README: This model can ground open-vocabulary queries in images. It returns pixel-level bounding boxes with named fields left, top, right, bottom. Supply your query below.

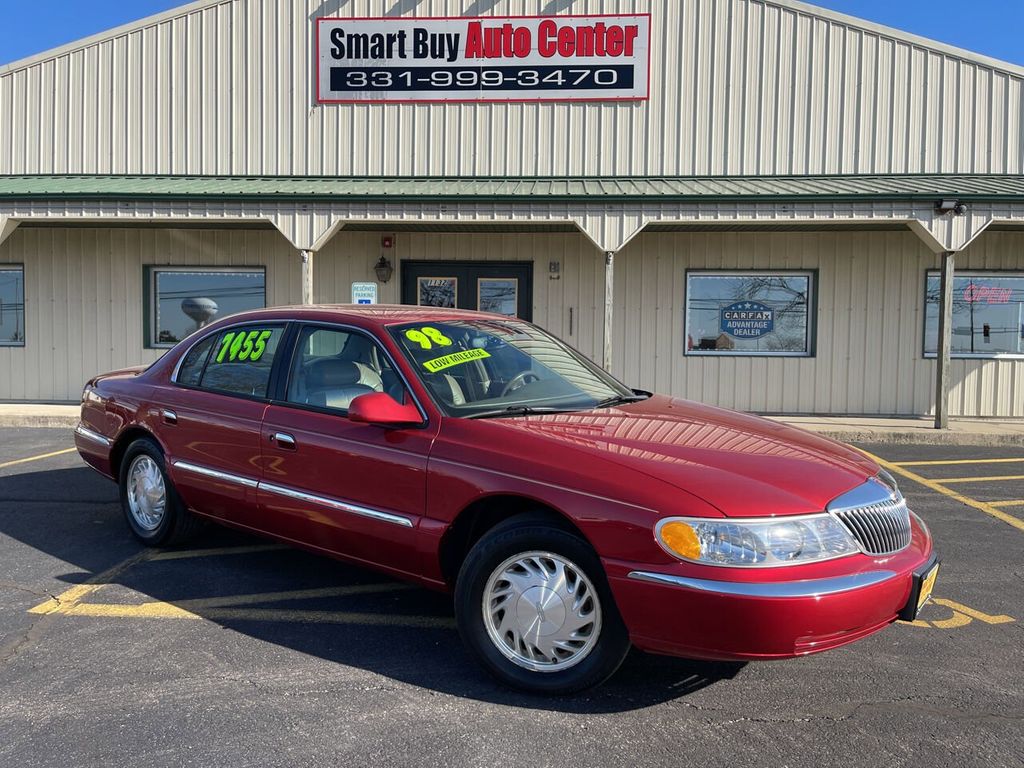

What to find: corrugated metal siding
left=1, top=224, right=1020, bottom=414
left=611, top=230, right=1024, bottom=417
left=0, top=227, right=301, bottom=401
left=2, top=0, right=1022, bottom=177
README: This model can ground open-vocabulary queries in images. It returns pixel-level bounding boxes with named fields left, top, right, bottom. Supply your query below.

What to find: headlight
left=656, top=514, right=861, bottom=567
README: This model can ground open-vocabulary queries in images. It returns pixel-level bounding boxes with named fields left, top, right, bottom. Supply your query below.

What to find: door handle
left=161, top=409, right=178, bottom=425
left=270, top=432, right=296, bottom=450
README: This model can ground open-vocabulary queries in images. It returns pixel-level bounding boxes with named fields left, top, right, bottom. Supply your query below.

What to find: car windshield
left=387, top=319, right=638, bottom=418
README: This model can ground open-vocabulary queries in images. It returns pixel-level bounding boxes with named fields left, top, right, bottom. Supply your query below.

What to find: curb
left=804, top=429, right=1024, bottom=448
left=0, top=416, right=79, bottom=429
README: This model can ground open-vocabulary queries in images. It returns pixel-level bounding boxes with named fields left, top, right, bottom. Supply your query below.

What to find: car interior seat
left=303, top=359, right=380, bottom=410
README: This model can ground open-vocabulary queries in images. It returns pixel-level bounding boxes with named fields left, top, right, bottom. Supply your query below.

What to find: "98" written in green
left=216, top=329, right=273, bottom=363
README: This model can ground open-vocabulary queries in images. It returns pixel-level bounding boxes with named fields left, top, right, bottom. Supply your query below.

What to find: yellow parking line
left=990, top=500, right=1024, bottom=508
left=859, top=449, right=1024, bottom=534
left=149, top=544, right=286, bottom=561
left=0, top=447, right=76, bottom=470
left=164, top=583, right=409, bottom=610
left=28, top=549, right=154, bottom=615
left=59, top=602, right=454, bottom=628
left=938, top=474, right=1024, bottom=484
left=893, top=458, right=1024, bottom=467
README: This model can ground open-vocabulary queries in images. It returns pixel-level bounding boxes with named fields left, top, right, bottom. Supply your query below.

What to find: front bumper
left=606, top=514, right=935, bottom=661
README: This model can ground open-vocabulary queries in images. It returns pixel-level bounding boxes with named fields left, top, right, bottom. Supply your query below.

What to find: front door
left=255, top=323, right=438, bottom=581
left=401, top=261, right=533, bottom=320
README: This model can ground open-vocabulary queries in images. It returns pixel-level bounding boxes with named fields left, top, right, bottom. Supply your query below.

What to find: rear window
left=196, top=325, right=285, bottom=398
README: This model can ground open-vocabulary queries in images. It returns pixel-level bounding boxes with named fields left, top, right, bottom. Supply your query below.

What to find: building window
left=924, top=272, right=1024, bottom=358
left=0, top=265, right=25, bottom=346
left=685, top=271, right=815, bottom=357
left=146, top=267, right=266, bottom=348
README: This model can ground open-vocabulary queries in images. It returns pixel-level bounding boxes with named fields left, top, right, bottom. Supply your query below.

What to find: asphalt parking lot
left=1, top=429, right=1022, bottom=768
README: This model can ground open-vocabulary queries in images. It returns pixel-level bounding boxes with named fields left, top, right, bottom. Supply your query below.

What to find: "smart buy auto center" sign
left=316, top=15, right=650, bottom=103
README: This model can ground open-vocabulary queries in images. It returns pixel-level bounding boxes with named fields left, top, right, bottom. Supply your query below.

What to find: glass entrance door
left=401, top=261, right=533, bottom=320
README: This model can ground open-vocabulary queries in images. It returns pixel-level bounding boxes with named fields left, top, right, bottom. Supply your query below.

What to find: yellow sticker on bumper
left=422, top=348, right=490, bottom=372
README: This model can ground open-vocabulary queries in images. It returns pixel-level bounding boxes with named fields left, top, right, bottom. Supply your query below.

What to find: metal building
left=1, top=0, right=1023, bottom=420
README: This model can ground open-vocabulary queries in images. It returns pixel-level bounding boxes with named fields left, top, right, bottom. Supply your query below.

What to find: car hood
left=488, top=395, right=878, bottom=518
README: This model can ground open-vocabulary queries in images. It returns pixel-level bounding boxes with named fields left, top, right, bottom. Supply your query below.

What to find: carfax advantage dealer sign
left=316, top=15, right=650, bottom=103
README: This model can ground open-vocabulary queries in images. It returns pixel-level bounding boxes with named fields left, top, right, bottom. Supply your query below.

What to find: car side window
left=197, top=325, right=284, bottom=399
left=175, top=335, right=217, bottom=387
left=286, top=326, right=401, bottom=413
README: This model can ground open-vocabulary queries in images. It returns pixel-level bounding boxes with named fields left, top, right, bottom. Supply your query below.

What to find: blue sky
left=0, top=1, right=1022, bottom=68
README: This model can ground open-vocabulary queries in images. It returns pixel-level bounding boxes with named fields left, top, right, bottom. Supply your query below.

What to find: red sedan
left=75, top=306, right=938, bottom=694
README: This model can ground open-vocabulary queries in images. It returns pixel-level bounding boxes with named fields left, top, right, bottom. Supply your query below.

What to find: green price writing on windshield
left=404, top=326, right=453, bottom=350
left=216, top=329, right=273, bottom=363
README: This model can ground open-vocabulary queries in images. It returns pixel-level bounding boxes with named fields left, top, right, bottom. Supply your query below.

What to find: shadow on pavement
left=0, top=465, right=745, bottom=713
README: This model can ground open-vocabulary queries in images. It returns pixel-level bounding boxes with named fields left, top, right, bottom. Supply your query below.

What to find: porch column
left=603, top=251, right=615, bottom=370
left=934, top=250, right=956, bottom=429
left=300, top=249, right=315, bottom=305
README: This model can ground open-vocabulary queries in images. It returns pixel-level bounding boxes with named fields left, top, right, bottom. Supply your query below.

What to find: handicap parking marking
left=900, top=598, right=1016, bottom=630
left=859, top=448, right=1024, bottom=534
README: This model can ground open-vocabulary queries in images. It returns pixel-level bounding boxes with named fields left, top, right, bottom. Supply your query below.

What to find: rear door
left=158, top=322, right=289, bottom=524
left=254, top=323, right=438, bottom=579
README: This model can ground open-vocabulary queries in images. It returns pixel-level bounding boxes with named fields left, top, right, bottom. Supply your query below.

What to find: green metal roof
left=1, top=174, right=1024, bottom=203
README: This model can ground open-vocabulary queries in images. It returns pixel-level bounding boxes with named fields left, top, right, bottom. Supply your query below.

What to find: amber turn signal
left=659, top=520, right=701, bottom=560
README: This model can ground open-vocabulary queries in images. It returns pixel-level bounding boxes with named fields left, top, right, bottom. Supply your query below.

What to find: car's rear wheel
left=455, top=516, right=630, bottom=694
left=119, top=438, right=203, bottom=546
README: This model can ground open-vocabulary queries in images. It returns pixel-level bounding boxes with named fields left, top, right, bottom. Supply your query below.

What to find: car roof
left=213, top=304, right=515, bottom=328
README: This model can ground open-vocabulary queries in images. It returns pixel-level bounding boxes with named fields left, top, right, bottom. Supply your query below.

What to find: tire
left=118, top=437, right=204, bottom=547
left=454, top=515, right=630, bottom=695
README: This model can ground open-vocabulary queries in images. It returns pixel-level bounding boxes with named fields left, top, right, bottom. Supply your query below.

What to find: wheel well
left=438, top=496, right=585, bottom=587
left=109, top=427, right=159, bottom=479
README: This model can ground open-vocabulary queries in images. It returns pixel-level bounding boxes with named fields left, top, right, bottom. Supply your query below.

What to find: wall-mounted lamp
left=374, top=255, right=394, bottom=283
left=936, top=199, right=967, bottom=216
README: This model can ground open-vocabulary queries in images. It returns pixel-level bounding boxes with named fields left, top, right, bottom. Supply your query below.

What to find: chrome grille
left=827, top=479, right=912, bottom=556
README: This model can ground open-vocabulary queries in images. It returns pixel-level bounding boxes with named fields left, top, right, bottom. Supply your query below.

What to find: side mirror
left=348, top=392, right=423, bottom=428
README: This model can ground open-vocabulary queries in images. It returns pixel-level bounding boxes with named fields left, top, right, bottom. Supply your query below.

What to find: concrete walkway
left=1, top=403, right=1022, bottom=446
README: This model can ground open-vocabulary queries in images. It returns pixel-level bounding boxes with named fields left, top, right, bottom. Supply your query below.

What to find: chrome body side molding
left=75, top=424, right=112, bottom=447
left=258, top=481, right=414, bottom=528
left=626, top=569, right=899, bottom=598
left=171, top=460, right=259, bottom=489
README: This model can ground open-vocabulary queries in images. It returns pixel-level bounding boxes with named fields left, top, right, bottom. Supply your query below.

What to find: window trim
left=922, top=269, right=1024, bottom=360
left=276, top=321, right=429, bottom=426
left=683, top=269, right=818, bottom=358
left=171, top=321, right=290, bottom=403
left=144, top=265, right=267, bottom=350
left=0, top=263, right=26, bottom=348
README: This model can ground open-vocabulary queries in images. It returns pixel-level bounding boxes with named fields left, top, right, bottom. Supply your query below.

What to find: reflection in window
left=417, top=277, right=457, bottom=308
left=149, top=268, right=266, bottom=348
left=925, top=272, right=1024, bottom=357
left=685, top=272, right=814, bottom=356
left=0, top=266, right=25, bottom=346
left=478, top=278, right=518, bottom=317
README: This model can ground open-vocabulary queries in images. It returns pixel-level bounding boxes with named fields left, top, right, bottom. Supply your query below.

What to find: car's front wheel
left=118, top=438, right=203, bottom=546
left=455, top=516, right=630, bottom=694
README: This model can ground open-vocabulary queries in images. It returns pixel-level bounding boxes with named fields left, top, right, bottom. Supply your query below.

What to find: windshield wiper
left=466, top=405, right=581, bottom=420
left=592, top=394, right=649, bottom=409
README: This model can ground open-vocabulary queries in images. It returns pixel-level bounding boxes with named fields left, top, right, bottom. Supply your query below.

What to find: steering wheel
left=499, top=371, right=540, bottom=398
